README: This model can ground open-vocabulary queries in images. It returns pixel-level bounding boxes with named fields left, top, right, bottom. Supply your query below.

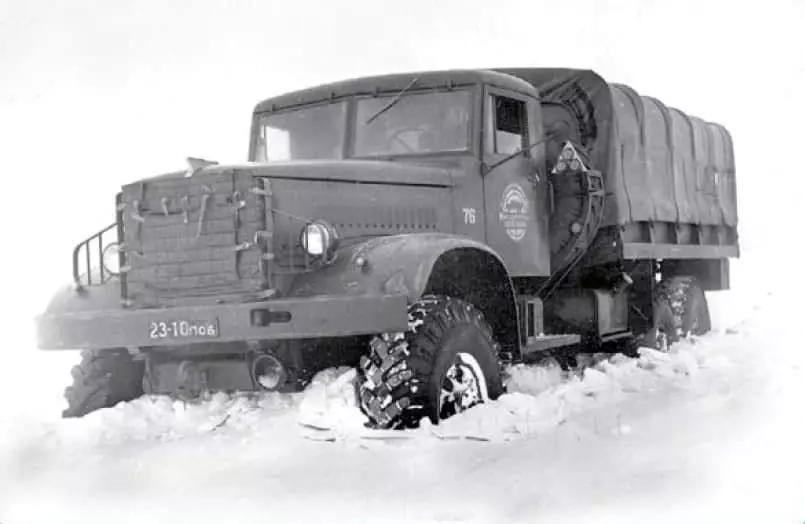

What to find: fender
left=41, top=276, right=124, bottom=316
left=39, top=234, right=521, bottom=355
left=290, top=233, right=520, bottom=355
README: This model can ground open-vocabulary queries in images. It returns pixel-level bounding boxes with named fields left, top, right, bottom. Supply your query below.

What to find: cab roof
left=252, top=69, right=536, bottom=114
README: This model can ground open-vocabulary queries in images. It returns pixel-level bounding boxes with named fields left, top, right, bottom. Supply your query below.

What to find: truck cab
left=248, top=70, right=552, bottom=278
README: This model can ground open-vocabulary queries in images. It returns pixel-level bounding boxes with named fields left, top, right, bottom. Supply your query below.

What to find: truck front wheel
left=62, top=349, right=145, bottom=418
left=358, top=295, right=504, bottom=429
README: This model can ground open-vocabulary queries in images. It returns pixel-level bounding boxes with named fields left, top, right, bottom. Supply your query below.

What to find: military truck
left=35, top=68, right=738, bottom=428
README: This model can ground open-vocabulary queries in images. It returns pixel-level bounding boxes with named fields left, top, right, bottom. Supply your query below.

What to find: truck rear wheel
left=62, top=349, right=145, bottom=418
left=644, top=277, right=711, bottom=350
left=358, top=296, right=503, bottom=429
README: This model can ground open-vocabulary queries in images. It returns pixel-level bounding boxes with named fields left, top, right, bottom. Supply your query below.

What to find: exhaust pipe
left=251, top=353, right=287, bottom=391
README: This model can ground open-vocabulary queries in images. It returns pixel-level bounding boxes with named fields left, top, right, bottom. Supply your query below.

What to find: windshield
left=354, top=90, right=471, bottom=157
left=255, top=102, right=346, bottom=162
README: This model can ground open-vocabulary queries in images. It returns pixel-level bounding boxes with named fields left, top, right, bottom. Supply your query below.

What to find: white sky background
left=1, top=0, right=804, bottom=339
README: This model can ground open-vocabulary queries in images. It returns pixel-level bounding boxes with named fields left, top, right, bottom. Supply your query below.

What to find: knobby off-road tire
left=644, top=276, right=711, bottom=351
left=62, top=349, right=145, bottom=418
left=358, top=295, right=504, bottom=429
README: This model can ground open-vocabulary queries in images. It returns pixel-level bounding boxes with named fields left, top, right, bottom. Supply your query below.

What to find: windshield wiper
left=363, top=77, right=419, bottom=125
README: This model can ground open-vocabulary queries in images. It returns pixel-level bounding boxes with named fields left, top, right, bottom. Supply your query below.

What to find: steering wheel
left=387, top=127, right=435, bottom=153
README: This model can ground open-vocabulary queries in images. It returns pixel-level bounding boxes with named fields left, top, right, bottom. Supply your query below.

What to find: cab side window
left=487, top=95, right=527, bottom=155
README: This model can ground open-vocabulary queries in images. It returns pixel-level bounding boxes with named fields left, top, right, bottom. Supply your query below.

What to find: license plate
left=148, top=319, right=219, bottom=340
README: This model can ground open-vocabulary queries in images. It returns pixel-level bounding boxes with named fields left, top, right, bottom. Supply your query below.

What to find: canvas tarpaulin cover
left=498, top=68, right=737, bottom=230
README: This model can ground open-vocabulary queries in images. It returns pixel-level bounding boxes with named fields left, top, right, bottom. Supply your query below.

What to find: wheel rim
left=438, top=352, right=489, bottom=419
left=655, top=328, right=670, bottom=351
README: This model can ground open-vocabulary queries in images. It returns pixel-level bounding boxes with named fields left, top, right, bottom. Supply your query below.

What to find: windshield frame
left=252, top=100, right=350, bottom=163
left=250, top=85, right=479, bottom=163
left=350, top=87, right=476, bottom=160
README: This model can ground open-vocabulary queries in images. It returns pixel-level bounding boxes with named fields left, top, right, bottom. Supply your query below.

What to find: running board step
left=522, top=334, right=581, bottom=356
left=600, top=331, right=632, bottom=344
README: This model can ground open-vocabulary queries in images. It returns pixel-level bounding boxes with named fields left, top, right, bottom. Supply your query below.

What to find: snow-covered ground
left=2, top=264, right=803, bottom=524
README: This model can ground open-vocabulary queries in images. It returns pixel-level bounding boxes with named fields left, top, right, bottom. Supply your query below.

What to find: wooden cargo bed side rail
left=622, top=242, right=738, bottom=260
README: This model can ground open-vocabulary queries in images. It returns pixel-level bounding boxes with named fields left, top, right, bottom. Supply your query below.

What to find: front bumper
left=36, top=294, right=409, bottom=350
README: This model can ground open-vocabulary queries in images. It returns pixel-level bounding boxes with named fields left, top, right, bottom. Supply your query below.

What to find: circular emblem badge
left=499, top=183, right=529, bottom=242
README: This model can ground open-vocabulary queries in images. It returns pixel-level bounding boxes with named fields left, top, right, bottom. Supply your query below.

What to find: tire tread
left=62, top=349, right=144, bottom=418
left=358, top=295, right=499, bottom=429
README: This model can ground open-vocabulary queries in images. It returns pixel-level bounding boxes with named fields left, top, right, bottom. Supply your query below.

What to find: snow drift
left=3, top=282, right=803, bottom=524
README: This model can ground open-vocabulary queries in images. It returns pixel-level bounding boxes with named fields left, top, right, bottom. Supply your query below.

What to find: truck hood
left=120, top=159, right=455, bottom=306
left=145, top=159, right=456, bottom=187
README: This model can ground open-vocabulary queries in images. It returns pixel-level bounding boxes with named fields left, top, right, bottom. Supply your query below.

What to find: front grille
left=120, top=171, right=271, bottom=307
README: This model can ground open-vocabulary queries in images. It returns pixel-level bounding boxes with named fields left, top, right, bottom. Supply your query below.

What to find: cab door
left=482, top=86, right=550, bottom=277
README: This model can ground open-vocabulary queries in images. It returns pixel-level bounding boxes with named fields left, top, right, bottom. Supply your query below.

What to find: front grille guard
left=72, top=222, right=119, bottom=290
left=72, top=179, right=322, bottom=297
left=73, top=195, right=125, bottom=290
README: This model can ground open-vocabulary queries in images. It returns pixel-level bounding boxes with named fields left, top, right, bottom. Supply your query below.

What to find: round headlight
left=102, top=243, right=121, bottom=276
left=301, top=221, right=337, bottom=257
